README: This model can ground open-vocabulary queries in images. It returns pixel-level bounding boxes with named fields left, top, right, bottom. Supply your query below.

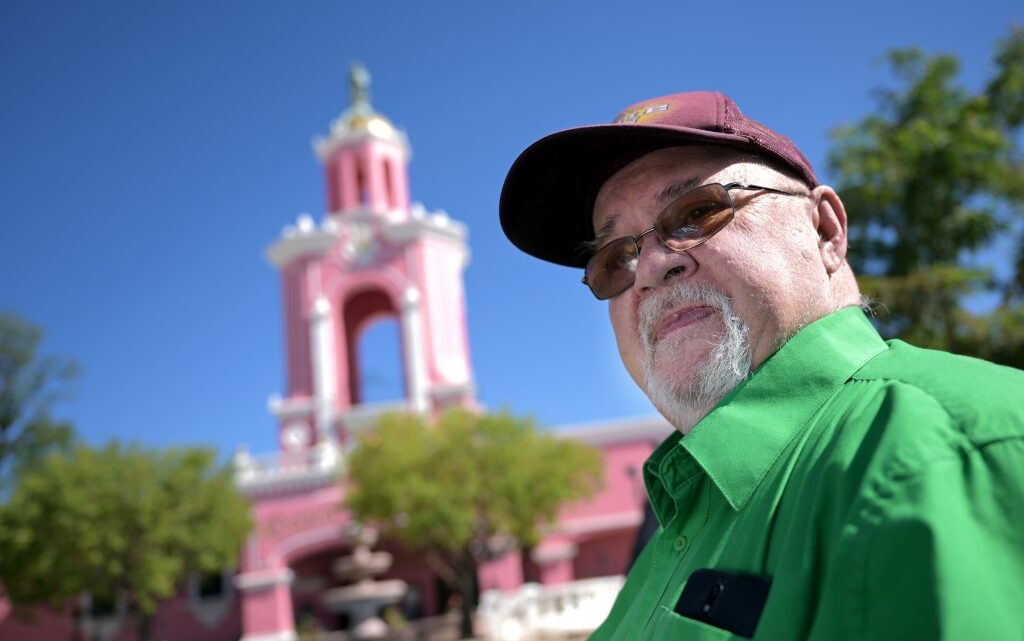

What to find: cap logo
left=614, top=103, right=669, bottom=124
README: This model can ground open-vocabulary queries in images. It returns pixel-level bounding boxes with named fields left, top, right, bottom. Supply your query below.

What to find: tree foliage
left=828, top=27, right=1024, bottom=367
left=0, top=312, right=77, bottom=490
left=0, top=443, right=252, bottom=641
left=345, top=409, right=603, bottom=638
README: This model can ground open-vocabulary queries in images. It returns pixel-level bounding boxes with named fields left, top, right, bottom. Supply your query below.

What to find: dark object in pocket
left=674, top=568, right=772, bottom=639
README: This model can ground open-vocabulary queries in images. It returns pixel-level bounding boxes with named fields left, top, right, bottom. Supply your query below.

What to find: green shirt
left=591, top=307, right=1024, bottom=641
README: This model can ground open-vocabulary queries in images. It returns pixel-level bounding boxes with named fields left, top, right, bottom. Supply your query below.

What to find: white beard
left=639, top=283, right=752, bottom=433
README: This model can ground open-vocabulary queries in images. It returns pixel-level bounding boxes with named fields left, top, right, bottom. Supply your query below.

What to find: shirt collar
left=644, top=307, right=887, bottom=522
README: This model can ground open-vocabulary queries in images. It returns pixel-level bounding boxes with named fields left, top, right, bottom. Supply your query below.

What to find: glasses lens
left=655, top=183, right=734, bottom=251
left=585, top=237, right=639, bottom=300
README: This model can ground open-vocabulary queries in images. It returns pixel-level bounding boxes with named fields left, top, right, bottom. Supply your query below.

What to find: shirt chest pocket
left=651, top=607, right=735, bottom=640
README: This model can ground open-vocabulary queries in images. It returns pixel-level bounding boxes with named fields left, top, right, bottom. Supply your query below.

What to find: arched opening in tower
left=355, top=157, right=370, bottom=207
left=342, top=289, right=406, bottom=405
left=383, top=158, right=398, bottom=210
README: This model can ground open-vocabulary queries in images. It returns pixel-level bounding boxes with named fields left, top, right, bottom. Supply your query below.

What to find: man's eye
left=686, top=204, right=719, bottom=219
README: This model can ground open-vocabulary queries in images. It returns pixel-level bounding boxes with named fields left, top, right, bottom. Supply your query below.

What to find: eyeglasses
left=582, top=182, right=801, bottom=300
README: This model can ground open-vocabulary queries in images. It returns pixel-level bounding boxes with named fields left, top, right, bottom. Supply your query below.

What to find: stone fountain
left=322, top=525, right=408, bottom=639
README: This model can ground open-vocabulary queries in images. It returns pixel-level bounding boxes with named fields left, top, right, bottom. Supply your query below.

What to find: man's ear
left=810, top=186, right=848, bottom=275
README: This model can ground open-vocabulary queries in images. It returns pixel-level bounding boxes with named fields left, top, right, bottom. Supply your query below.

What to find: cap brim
left=499, top=123, right=749, bottom=268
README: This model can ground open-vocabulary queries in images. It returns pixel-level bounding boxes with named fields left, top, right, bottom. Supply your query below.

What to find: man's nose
left=632, top=233, right=698, bottom=293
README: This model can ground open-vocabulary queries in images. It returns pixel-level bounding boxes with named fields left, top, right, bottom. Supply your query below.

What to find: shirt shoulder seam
left=845, top=374, right=1022, bottom=446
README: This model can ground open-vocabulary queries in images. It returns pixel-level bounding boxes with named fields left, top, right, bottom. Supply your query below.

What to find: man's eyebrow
left=586, top=176, right=702, bottom=254
left=655, top=176, right=701, bottom=209
left=593, top=218, right=617, bottom=244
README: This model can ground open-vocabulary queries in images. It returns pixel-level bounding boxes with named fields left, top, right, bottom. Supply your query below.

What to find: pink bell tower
left=266, top=63, right=475, bottom=456
left=232, top=64, right=476, bottom=641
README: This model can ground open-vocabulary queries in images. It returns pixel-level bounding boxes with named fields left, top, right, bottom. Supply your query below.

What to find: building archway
left=354, top=317, right=405, bottom=403
left=341, top=288, right=405, bottom=406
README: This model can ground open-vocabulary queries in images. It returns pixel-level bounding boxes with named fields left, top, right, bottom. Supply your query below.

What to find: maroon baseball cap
left=499, top=91, right=819, bottom=268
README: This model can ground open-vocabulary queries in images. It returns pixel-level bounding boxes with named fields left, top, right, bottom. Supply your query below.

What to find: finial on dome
left=348, top=62, right=372, bottom=113
left=329, top=62, right=396, bottom=139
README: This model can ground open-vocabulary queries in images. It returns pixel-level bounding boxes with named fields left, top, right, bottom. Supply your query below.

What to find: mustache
left=639, top=283, right=730, bottom=352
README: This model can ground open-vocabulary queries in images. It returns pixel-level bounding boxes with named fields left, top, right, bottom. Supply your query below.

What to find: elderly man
left=499, top=91, right=1024, bottom=640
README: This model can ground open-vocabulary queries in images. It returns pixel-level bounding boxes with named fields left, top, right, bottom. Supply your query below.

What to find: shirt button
left=673, top=535, right=688, bottom=552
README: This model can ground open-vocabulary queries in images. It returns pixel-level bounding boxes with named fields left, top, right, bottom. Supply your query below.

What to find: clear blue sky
left=2, top=1, right=1020, bottom=457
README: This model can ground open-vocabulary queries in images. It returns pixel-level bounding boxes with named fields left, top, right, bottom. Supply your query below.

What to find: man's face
left=592, top=146, right=832, bottom=432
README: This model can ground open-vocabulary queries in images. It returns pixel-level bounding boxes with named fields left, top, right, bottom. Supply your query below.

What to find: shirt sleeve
left=809, top=379, right=1024, bottom=641
left=856, top=436, right=1024, bottom=640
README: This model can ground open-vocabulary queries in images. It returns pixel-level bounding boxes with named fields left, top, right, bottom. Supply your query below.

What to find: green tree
left=828, top=27, right=1024, bottom=367
left=0, top=312, right=77, bottom=491
left=345, top=409, right=603, bottom=639
left=0, top=443, right=252, bottom=641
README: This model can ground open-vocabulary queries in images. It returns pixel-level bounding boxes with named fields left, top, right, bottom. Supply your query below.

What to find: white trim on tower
left=401, top=286, right=429, bottom=413
left=310, top=296, right=338, bottom=440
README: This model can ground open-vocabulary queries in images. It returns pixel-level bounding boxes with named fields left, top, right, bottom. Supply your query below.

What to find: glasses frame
left=582, top=182, right=801, bottom=300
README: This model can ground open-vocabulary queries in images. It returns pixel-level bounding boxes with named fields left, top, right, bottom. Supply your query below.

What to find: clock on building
left=281, top=421, right=312, bottom=451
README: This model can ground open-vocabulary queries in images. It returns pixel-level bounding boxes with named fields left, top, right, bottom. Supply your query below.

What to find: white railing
left=233, top=440, right=341, bottom=495
left=339, top=399, right=412, bottom=433
left=478, top=575, right=625, bottom=641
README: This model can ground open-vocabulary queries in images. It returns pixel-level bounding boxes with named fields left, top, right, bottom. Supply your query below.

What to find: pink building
left=0, top=65, right=670, bottom=641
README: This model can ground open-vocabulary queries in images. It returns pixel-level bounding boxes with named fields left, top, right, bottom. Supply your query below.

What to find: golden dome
left=340, top=111, right=395, bottom=138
